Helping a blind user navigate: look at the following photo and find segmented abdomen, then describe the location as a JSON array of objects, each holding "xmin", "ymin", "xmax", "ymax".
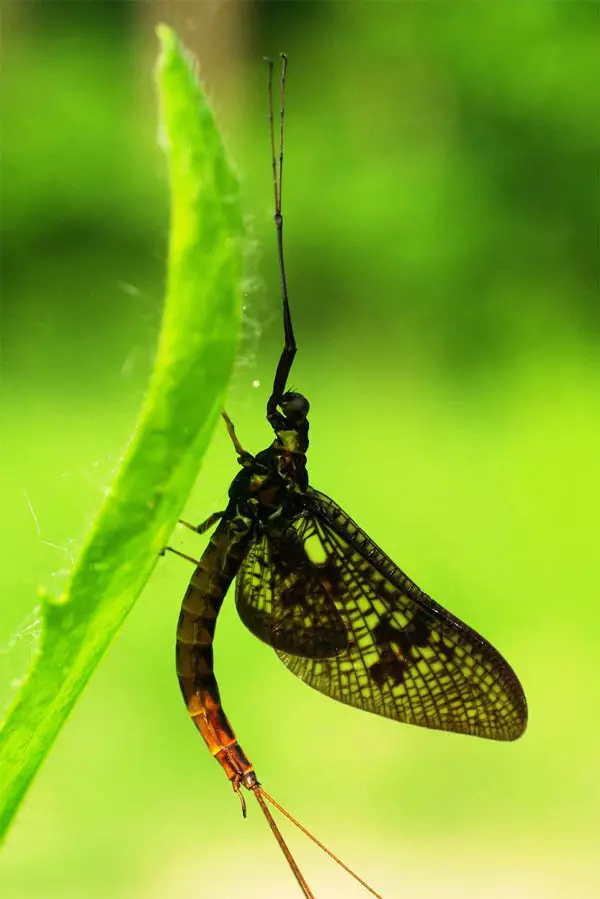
[{"xmin": 176, "ymin": 517, "xmax": 257, "ymax": 788}]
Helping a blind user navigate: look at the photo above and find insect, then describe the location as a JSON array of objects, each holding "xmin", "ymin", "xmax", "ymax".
[{"xmin": 166, "ymin": 55, "xmax": 527, "ymax": 898}]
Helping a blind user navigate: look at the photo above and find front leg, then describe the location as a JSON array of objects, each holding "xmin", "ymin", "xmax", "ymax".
[{"xmin": 222, "ymin": 410, "xmax": 254, "ymax": 467}]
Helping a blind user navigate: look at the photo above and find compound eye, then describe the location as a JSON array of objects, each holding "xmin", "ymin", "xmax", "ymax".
[{"xmin": 280, "ymin": 392, "xmax": 310, "ymax": 421}]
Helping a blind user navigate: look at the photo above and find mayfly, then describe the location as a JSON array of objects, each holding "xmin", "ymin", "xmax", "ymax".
[{"xmin": 165, "ymin": 55, "xmax": 527, "ymax": 898}]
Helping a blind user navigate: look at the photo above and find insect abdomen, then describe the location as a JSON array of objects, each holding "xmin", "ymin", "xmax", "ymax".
[{"xmin": 176, "ymin": 519, "xmax": 257, "ymax": 788}]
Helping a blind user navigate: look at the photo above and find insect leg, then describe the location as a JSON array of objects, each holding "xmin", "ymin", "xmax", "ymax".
[
  {"xmin": 222, "ymin": 410, "xmax": 254, "ymax": 465},
  {"xmin": 161, "ymin": 546, "xmax": 201, "ymax": 566},
  {"xmin": 178, "ymin": 511, "xmax": 225, "ymax": 535}
]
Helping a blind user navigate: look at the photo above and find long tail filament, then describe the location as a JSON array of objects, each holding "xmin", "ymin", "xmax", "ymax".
[{"xmin": 253, "ymin": 786, "xmax": 384, "ymax": 899}]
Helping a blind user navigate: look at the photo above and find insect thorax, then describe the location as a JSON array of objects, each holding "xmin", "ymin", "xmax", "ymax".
[{"xmin": 227, "ymin": 438, "xmax": 308, "ymax": 525}]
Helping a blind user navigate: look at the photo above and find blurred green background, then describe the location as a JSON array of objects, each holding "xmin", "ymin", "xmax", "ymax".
[{"xmin": 1, "ymin": 2, "xmax": 599, "ymax": 898}]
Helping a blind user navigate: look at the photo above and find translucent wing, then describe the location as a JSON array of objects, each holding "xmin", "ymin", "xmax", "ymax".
[
  {"xmin": 235, "ymin": 521, "xmax": 348, "ymax": 659},
  {"xmin": 239, "ymin": 488, "xmax": 527, "ymax": 741}
]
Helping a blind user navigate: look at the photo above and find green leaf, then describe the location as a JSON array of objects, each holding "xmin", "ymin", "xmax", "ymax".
[{"xmin": 0, "ymin": 24, "xmax": 243, "ymax": 839}]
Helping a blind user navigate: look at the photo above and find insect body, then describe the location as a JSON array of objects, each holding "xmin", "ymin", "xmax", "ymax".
[
  {"xmin": 177, "ymin": 391, "xmax": 526, "ymax": 795},
  {"xmin": 168, "ymin": 55, "xmax": 527, "ymax": 896}
]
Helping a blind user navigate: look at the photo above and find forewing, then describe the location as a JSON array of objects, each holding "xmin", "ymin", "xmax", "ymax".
[
  {"xmin": 275, "ymin": 489, "xmax": 527, "ymax": 741},
  {"xmin": 235, "ymin": 519, "xmax": 348, "ymax": 659}
]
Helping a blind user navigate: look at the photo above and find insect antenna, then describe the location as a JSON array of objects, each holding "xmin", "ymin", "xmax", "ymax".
[
  {"xmin": 257, "ymin": 788, "xmax": 384, "ymax": 899},
  {"xmin": 265, "ymin": 53, "xmax": 297, "ymax": 416}
]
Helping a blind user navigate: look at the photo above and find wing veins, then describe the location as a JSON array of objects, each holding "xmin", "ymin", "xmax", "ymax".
[
  {"xmin": 316, "ymin": 517, "xmax": 442, "ymax": 729},
  {"xmin": 276, "ymin": 490, "xmax": 528, "ymax": 740}
]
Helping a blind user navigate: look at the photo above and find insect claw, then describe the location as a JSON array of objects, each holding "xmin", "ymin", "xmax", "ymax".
[{"xmin": 233, "ymin": 781, "xmax": 247, "ymax": 818}]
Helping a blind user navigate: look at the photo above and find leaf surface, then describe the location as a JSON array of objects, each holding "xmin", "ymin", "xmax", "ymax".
[{"xmin": 0, "ymin": 24, "xmax": 243, "ymax": 838}]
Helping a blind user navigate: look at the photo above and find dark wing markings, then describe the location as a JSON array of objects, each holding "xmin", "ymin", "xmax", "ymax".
[
  {"xmin": 235, "ymin": 519, "xmax": 348, "ymax": 659},
  {"xmin": 272, "ymin": 488, "xmax": 527, "ymax": 742}
]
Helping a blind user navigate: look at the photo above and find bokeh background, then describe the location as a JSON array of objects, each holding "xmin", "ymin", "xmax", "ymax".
[{"xmin": 1, "ymin": 2, "xmax": 599, "ymax": 898}]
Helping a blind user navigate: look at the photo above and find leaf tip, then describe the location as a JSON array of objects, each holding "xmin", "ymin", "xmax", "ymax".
[{"xmin": 155, "ymin": 23, "xmax": 175, "ymax": 49}]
